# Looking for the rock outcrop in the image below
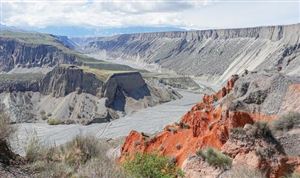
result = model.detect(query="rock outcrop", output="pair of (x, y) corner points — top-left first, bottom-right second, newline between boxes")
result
(0, 66), (181, 124)
(221, 123), (288, 178)
(40, 66), (103, 97)
(119, 71), (300, 178)
(82, 23), (300, 84)
(0, 37), (76, 72)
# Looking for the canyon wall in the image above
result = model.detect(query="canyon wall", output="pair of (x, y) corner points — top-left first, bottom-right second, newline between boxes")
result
(83, 23), (300, 84)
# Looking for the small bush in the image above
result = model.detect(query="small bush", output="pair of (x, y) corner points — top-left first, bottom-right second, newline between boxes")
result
(223, 165), (265, 178)
(123, 152), (184, 178)
(77, 158), (126, 178)
(196, 147), (232, 169)
(252, 121), (273, 138)
(179, 122), (190, 129)
(271, 112), (300, 132)
(25, 133), (45, 162)
(47, 118), (63, 125)
(26, 135), (126, 177)
(41, 115), (48, 120)
(40, 110), (46, 116)
(0, 112), (16, 141)
(59, 135), (104, 166)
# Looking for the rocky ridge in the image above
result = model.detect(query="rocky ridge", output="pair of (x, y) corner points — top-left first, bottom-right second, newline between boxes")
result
(82, 23), (300, 85)
(119, 71), (300, 178)
(0, 37), (76, 72)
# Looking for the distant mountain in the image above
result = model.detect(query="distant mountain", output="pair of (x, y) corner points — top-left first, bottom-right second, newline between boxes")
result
(0, 23), (24, 32)
(24, 26), (185, 37)
(80, 23), (300, 85)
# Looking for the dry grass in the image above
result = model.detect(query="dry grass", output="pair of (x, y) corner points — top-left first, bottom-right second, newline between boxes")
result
(25, 135), (126, 178)
(271, 112), (300, 133)
(0, 112), (16, 141)
(222, 165), (266, 178)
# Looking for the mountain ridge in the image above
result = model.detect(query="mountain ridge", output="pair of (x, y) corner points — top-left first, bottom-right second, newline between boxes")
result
(81, 23), (300, 86)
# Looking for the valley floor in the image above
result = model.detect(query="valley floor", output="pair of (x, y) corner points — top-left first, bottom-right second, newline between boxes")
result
(11, 90), (200, 155)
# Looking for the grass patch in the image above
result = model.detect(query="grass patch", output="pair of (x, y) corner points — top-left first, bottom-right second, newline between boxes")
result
(25, 135), (126, 178)
(123, 152), (184, 178)
(47, 118), (63, 125)
(223, 166), (265, 178)
(0, 112), (16, 141)
(271, 112), (300, 132)
(25, 133), (46, 163)
(196, 147), (232, 169)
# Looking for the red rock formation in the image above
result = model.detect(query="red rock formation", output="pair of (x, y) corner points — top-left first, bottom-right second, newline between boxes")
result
(120, 75), (252, 165)
(119, 75), (300, 178)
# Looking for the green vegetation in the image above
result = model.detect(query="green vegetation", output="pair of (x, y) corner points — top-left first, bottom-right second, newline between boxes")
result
(25, 135), (126, 178)
(47, 118), (63, 125)
(271, 112), (300, 132)
(123, 152), (184, 178)
(196, 147), (232, 169)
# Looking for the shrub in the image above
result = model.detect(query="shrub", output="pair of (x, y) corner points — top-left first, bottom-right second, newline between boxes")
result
(196, 147), (232, 169)
(223, 165), (265, 178)
(77, 158), (126, 178)
(59, 135), (104, 166)
(271, 112), (300, 132)
(25, 133), (45, 162)
(252, 121), (273, 138)
(0, 112), (16, 141)
(26, 135), (126, 178)
(41, 115), (48, 120)
(40, 110), (46, 115)
(47, 118), (63, 125)
(284, 171), (300, 178)
(123, 152), (184, 178)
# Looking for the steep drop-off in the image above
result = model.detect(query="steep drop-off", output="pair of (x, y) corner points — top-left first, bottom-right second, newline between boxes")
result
(0, 37), (76, 72)
(83, 23), (300, 85)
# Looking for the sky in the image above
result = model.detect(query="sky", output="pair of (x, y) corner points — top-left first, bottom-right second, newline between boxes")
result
(0, 0), (299, 36)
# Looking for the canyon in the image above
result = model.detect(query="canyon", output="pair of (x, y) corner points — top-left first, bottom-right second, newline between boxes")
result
(0, 23), (300, 178)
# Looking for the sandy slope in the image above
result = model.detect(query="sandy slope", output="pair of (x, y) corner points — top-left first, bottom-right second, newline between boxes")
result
(11, 90), (200, 155)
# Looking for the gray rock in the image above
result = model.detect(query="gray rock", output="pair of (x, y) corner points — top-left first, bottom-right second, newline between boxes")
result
(81, 23), (300, 84)
(0, 38), (76, 72)
(40, 65), (103, 97)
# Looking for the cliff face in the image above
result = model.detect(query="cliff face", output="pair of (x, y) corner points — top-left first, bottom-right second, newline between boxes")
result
(0, 66), (181, 123)
(0, 38), (77, 72)
(119, 71), (300, 178)
(83, 24), (300, 84)
(40, 66), (103, 97)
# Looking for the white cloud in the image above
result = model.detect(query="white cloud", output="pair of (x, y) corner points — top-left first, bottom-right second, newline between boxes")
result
(1, 0), (211, 28)
(1, 0), (299, 30)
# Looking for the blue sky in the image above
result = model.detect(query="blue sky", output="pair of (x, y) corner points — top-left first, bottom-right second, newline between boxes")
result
(1, 0), (299, 36)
